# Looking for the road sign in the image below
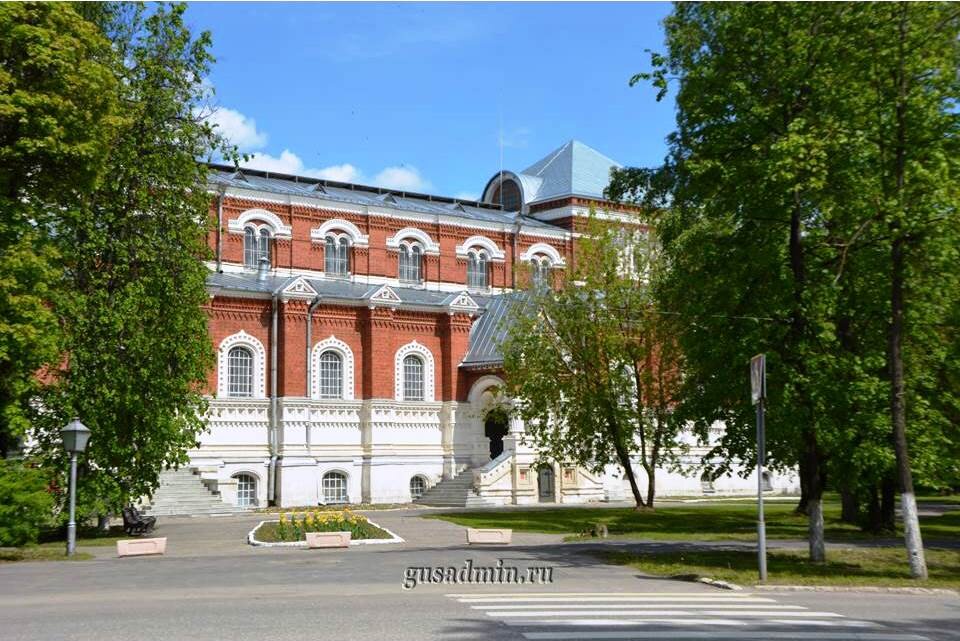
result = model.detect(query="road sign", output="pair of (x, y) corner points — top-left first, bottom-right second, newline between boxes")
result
(750, 354), (766, 405)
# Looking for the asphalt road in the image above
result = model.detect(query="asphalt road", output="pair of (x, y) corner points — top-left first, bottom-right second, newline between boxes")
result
(0, 510), (956, 641)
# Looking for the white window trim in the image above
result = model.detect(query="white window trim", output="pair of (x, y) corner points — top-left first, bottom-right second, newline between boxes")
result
(310, 219), (369, 247)
(227, 208), (292, 239)
(218, 330), (267, 399)
(456, 235), (505, 261)
(394, 340), (435, 402)
(311, 336), (355, 400)
(520, 242), (566, 267)
(386, 227), (440, 255)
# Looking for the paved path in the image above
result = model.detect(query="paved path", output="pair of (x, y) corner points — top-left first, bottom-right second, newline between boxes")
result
(0, 509), (956, 641)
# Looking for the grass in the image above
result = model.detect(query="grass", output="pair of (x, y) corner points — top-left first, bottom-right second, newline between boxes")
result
(604, 547), (960, 589)
(428, 497), (960, 543)
(0, 547), (93, 563)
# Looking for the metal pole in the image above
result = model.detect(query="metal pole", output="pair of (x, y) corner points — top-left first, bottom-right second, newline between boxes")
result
(66, 452), (78, 557)
(756, 398), (767, 582)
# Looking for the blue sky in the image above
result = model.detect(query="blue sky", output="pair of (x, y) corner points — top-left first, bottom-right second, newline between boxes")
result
(186, 2), (675, 200)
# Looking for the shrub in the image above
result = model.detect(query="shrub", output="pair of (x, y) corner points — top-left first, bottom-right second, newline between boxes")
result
(0, 459), (55, 546)
(259, 509), (391, 542)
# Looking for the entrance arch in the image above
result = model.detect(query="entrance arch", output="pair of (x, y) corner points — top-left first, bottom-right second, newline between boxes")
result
(484, 408), (509, 460)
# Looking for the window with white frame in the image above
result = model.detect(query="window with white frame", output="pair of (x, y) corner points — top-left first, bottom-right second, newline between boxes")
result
(530, 256), (551, 289)
(399, 243), (423, 284)
(466, 249), (489, 289)
(227, 346), (254, 397)
(235, 473), (257, 507)
(317, 350), (343, 399)
(410, 475), (427, 500)
(403, 354), (424, 401)
(322, 471), (348, 504)
(244, 225), (272, 268)
(324, 235), (350, 277)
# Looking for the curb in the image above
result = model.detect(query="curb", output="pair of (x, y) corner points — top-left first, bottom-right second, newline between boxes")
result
(697, 577), (744, 591)
(752, 584), (959, 596)
(247, 518), (405, 547)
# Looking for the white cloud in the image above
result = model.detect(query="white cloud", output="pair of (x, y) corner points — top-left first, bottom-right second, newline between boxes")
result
(313, 163), (363, 183)
(372, 166), (432, 192)
(207, 107), (268, 151)
(454, 191), (480, 202)
(242, 150), (307, 175)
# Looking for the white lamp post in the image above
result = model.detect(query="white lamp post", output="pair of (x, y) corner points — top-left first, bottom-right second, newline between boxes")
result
(61, 418), (91, 556)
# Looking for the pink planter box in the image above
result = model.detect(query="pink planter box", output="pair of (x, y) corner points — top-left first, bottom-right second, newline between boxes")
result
(466, 528), (512, 545)
(116, 537), (167, 557)
(305, 531), (351, 548)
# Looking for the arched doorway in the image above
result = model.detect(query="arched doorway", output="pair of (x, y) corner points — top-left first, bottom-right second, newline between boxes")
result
(537, 466), (555, 503)
(483, 408), (509, 460)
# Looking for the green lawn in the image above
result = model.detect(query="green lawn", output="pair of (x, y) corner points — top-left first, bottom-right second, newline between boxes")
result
(428, 497), (960, 543)
(0, 547), (93, 563)
(604, 547), (960, 589)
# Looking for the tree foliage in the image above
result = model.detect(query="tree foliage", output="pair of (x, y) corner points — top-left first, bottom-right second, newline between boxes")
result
(501, 217), (684, 508)
(0, 2), (118, 455)
(609, 2), (960, 568)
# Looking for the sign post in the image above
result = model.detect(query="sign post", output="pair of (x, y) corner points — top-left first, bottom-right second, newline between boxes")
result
(750, 354), (768, 582)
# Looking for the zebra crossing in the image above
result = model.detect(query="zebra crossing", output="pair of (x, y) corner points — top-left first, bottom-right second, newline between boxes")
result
(445, 591), (931, 640)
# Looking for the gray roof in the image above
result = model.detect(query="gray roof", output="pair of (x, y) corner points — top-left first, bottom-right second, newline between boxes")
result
(207, 270), (522, 369)
(207, 165), (560, 230)
(517, 140), (622, 204)
(460, 293), (528, 368)
(207, 271), (490, 310)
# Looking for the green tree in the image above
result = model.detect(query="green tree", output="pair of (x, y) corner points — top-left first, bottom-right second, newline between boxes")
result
(30, 3), (229, 514)
(0, 2), (118, 455)
(500, 217), (684, 509)
(611, 3), (960, 575)
(0, 458), (55, 546)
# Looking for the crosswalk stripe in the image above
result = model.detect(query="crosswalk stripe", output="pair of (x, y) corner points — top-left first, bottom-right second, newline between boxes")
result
(446, 593), (760, 598)
(486, 610), (842, 618)
(457, 596), (778, 603)
(521, 632), (927, 640)
(473, 604), (807, 610)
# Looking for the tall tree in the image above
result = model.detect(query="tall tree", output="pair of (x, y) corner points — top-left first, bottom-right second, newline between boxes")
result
(30, 3), (229, 514)
(500, 217), (683, 509)
(0, 2), (118, 455)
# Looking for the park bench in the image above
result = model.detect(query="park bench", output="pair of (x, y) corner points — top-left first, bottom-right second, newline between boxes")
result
(122, 506), (157, 536)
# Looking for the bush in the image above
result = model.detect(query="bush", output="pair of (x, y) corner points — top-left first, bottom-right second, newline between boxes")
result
(0, 459), (55, 546)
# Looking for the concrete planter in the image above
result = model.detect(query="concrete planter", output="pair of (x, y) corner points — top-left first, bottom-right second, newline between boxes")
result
(305, 531), (351, 548)
(466, 528), (512, 545)
(117, 537), (167, 557)
(247, 518), (404, 547)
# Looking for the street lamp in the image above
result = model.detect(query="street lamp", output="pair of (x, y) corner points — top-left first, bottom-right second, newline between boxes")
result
(61, 418), (91, 556)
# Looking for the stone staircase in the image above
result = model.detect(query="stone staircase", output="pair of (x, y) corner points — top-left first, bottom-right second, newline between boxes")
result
(142, 468), (247, 516)
(413, 469), (497, 508)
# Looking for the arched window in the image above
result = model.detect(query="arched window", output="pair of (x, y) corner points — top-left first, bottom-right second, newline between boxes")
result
(410, 475), (427, 500)
(467, 250), (489, 289)
(403, 354), (424, 401)
(399, 243), (423, 284)
(227, 346), (254, 397)
(235, 473), (257, 507)
(325, 235), (350, 277)
(491, 179), (522, 212)
(322, 471), (348, 504)
(530, 256), (551, 289)
(317, 350), (343, 399)
(244, 225), (272, 268)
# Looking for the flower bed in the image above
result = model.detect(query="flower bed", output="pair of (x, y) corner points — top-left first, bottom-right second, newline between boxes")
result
(249, 509), (400, 545)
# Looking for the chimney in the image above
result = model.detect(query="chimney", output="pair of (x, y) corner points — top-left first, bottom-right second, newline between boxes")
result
(257, 257), (270, 282)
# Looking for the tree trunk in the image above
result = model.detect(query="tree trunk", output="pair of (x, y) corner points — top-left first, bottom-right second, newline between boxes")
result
(645, 463), (656, 510)
(887, 2), (927, 581)
(615, 437), (646, 509)
(890, 233), (927, 578)
(881, 475), (897, 533)
(804, 430), (826, 562)
(840, 484), (860, 525)
(795, 460), (810, 515)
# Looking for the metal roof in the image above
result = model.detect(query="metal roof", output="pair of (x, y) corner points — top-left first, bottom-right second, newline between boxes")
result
(517, 140), (622, 204)
(207, 164), (561, 231)
(460, 293), (529, 367)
